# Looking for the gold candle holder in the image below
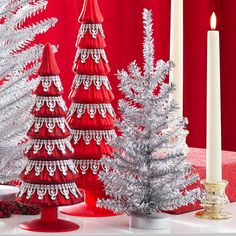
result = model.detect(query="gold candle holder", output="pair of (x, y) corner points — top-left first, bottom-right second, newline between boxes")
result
(195, 180), (231, 220)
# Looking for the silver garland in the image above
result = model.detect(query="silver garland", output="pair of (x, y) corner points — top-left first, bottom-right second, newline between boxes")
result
(97, 9), (202, 215)
(0, 0), (57, 183)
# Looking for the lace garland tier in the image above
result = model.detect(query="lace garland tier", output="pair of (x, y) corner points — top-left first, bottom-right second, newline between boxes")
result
(72, 75), (112, 91)
(39, 76), (63, 92)
(32, 117), (69, 133)
(75, 49), (108, 64)
(79, 24), (105, 39)
(24, 159), (78, 177)
(68, 103), (115, 119)
(74, 159), (108, 175)
(35, 96), (67, 113)
(18, 182), (81, 201)
(24, 138), (74, 155)
(71, 129), (117, 145)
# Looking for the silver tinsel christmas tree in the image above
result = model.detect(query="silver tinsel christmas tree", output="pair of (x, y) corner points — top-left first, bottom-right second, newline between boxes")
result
(97, 9), (201, 215)
(0, 0), (57, 182)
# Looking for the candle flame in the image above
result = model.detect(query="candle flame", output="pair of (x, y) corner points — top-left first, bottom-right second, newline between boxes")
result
(211, 12), (217, 30)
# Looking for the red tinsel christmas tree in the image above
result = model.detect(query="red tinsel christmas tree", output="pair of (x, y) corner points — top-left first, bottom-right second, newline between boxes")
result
(61, 0), (116, 217)
(16, 43), (82, 232)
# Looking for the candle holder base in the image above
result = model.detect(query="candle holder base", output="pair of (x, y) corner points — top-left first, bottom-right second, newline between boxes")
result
(195, 180), (231, 220)
(195, 210), (231, 220)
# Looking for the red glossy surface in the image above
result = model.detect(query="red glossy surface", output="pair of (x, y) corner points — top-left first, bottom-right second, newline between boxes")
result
(20, 207), (79, 232)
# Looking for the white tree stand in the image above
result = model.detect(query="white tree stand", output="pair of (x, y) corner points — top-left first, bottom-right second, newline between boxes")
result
(129, 213), (170, 230)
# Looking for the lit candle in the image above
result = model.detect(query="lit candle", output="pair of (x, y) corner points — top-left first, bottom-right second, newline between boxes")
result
(169, 0), (183, 116)
(207, 12), (222, 183)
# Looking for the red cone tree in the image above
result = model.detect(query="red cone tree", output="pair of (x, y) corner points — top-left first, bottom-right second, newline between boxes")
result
(16, 43), (82, 232)
(61, 0), (116, 217)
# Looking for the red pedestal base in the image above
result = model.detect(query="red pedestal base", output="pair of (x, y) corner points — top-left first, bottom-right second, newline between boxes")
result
(20, 218), (79, 232)
(19, 207), (79, 232)
(61, 190), (116, 217)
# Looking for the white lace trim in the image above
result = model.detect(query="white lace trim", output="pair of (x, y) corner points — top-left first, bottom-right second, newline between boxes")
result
(32, 117), (69, 134)
(68, 103), (115, 119)
(74, 159), (108, 175)
(75, 49), (108, 64)
(79, 24), (105, 39)
(71, 129), (117, 145)
(35, 96), (67, 112)
(39, 76), (63, 92)
(18, 182), (81, 201)
(24, 138), (74, 155)
(71, 75), (111, 91)
(24, 159), (78, 177)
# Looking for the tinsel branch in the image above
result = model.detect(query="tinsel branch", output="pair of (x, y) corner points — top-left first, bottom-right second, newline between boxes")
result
(13, 0), (48, 26)
(158, 189), (202, 211)
(0, 94), (33, 123)
(12, 18), (58, 51)
(0, 0), (29, 16)
(143, 9), (154, 78)
(0, 79), (36, 108)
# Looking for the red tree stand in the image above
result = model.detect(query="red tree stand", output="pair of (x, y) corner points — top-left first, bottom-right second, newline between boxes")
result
(16, 43), (83, 232)
(61, 0), (116, 217)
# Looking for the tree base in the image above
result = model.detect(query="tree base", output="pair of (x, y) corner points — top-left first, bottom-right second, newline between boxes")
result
(61, 202), (117, 217)
(19, 218), (79, 232)
(129, 213), (170, 230)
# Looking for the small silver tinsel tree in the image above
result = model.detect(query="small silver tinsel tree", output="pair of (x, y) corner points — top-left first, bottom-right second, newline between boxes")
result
(0, 0), (57, 182)
(97, 9), (201, 215)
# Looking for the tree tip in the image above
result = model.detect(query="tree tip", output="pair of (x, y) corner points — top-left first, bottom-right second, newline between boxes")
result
(38, 43), (60, 76)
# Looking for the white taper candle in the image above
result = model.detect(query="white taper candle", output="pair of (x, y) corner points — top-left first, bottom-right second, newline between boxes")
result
(207, 12), (222, 183)
(169, 0), (183, 116)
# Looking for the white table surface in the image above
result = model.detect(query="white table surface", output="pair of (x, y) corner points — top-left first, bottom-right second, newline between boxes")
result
(0, 203), (236, 236)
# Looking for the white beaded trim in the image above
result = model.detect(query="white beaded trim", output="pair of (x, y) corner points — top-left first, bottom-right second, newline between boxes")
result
(71, 129), (117, 145)
(74, 159), (108, 175)
(72, 75), (111, 91)
(32, 117), (69, 134)
(75, 49), (108, 64)
(68, 103), (115, 119)
(24, 138), (74, 155)
(24, 159), (78, 177)
(39, 76), (63, 92)
(79, 24), (105, 39)
(35, 96), (67, 113)
(18, 182), (81, 201)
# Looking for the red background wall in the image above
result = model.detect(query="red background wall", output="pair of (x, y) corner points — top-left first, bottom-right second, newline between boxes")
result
(36, 0), (236, 151)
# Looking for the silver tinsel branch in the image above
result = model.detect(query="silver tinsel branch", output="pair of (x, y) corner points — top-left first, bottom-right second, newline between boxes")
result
(0, 0), (57, 183)
(97, 9), (202, 215)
